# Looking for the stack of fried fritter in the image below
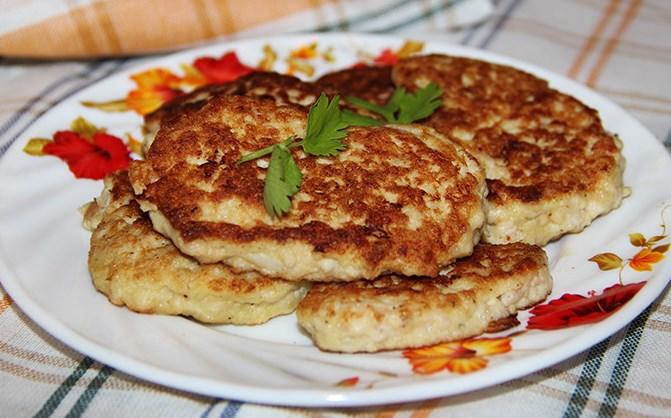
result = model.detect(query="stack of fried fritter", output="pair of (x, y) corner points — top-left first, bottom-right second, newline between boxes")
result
(83, 54), (625, 353)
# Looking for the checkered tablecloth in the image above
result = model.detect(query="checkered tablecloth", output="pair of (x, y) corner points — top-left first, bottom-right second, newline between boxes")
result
(1, 1), (670, 416)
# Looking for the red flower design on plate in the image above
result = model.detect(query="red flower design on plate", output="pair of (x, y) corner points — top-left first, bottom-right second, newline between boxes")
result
(372, 48), (399, 66)
(83, 51), (255, 115)
(527, 282), (645, 330)
(23, 117), (132, 180)
(353, 40), (425, 67)
(42, 131), (131, 180)
(335, 376), (359, 387)
(193, 52), (255, 84)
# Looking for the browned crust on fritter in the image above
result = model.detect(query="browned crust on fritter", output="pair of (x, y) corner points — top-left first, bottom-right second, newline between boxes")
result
(392, 54), (621, 202)
(80, 171), (136, 231)
(315, 65), (395, 105)
(391, 54), (624, 244)
(130, 95), (485, 280)
(144, 72), (325, 139)
(485, 315), (520, 333)
(299, 243), (547, 312)
(433, 95), (619, 206)
(88, 171), (309, 324)
(93, 202), (292, 299)
(296, 243), (551, 352)
(446, 242), (546, 279)
(223, 71), (326, 108)
(144, 83), (239, 136)
(140, 72), (337, 160)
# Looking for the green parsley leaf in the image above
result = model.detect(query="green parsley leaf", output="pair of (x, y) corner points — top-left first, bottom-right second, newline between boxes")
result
(236, 136), (296, 165)
(238, 93), (379, 217)
(300, 93), (348, 156)
(394, 83), (443, 124)
(237, 145), (275, 165)
(346, 82), (443, 124)
(263, 143), (302, 217)
(345, 96), (397, 123)
(340, 109), (383, 127)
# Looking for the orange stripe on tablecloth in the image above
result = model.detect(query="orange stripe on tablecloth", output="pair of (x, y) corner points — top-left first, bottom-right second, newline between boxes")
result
(0, 294), (13, 314)
(0, 0), (324, 57)
(211, 0), (238, 34)
(0, 354), (220, 402)
(191, 0), (217, 39)
(0, 358), (73, 385)
(567, 0), (620, 79)
(0, 357), (109, 389)
(66, 0), (99, 55)
(375, 407), (400, 418)
(505, 372), (671, 416)
(208, 0), (327, 35)
(0, 341), (76, 368)
(501, 377), (591, 411)
(586, 0), (643, 87)
(646, 318), (671, 332)
(410, 398), (442, 418)
(92, 1), (122, 55)
(537, 364), (671, 407)
(657, 304), (671, 315)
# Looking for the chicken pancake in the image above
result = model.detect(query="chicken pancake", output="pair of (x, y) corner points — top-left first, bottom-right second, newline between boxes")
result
(142, 71), (324, 153)
(392, 54), (625, 245)
(297, 242), (552, 353)
(315, 65), (395, 106)
(129, 95), (486, 281)
(85, 171), (310, 325)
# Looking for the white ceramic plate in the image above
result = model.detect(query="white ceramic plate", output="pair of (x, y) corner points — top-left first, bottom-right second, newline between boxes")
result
(1, 34), (670, 407)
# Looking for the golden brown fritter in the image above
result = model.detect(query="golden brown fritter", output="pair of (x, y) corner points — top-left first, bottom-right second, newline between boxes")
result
(86, 171), (310, 324)
(142, 71), (325, 152)
(129, 95), (486, 281)
(297, 243), (552, 352)
(392, 54), (625, 245)
(315, 65), (395, 105)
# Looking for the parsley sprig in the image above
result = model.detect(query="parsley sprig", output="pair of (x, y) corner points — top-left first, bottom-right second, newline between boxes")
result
(347, 82), (443, 124)
(238, 84), (444, 218)
(261, 139), (302, 218)
(237, 93), (359, 217)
